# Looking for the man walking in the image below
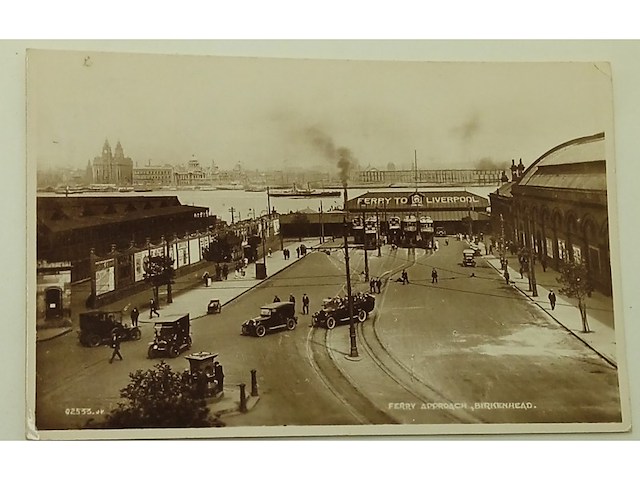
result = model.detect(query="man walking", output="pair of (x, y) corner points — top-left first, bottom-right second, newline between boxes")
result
(214, 361), (224, 393)
(149, 298), (160, 318)
(375, 277), (382, 294)
(369, 277), (376, 293)
(302, 294), (310, 314)
(548, 289), (557, 310)
(431, 267), (438, 284)
(130, 306), (139, 327)
(504, 269), (510, 285)
(222, 263), (229, 280)
(109, 333), (123, 363)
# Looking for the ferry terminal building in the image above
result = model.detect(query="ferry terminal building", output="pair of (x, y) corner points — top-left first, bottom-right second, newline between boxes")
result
(346, 190), (490, 244)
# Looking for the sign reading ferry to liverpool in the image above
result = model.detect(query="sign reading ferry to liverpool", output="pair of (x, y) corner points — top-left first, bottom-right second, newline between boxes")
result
(354, 192), (485, 208)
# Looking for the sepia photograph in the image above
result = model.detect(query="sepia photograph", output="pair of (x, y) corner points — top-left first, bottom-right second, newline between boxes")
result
(26, 48), (631, 439)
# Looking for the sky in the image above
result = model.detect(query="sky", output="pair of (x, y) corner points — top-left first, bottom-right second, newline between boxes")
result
(27, 49), (613, 174)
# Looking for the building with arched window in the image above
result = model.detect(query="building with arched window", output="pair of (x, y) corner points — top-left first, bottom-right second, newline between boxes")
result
(509, 132), (611, 295)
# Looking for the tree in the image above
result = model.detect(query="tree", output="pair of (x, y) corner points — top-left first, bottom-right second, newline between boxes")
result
(202, 231), (242, 264)
(144, 254), (175, 304)
(102, 362), (218, 428)
(556, 261), (594, 333)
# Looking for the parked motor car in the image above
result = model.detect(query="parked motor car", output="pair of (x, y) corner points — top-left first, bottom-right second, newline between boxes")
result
(78, 310), (141, 347)
(147, 313), (192, 358)
(462, 249), (477, 267)
(312, 292), (375, 329)
(435, 227), (447, 237)
(241, 302), (297, 337)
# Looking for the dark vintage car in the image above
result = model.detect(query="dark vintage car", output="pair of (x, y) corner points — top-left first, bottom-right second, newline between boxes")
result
(78, 310), (141, 347)
(312, 292), (375, 329)
(241, 302), (297, 337)
(147, 313), (192, 359)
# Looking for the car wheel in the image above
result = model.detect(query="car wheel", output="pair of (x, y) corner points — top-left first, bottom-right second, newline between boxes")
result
(286, 318), (296, 330)
(169, 345), (180, 358)
(255, 325), (266, 337)
(130, 328), (141, 341)
(87, 334), (101, 347)
(357, 309), (367, 323)
(147, 345), (156, 359)
(326, 317), (336, 329)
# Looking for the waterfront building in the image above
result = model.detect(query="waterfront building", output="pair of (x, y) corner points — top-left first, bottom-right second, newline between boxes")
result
(37, 195), (216, 281)
(494, 132), (611, 295)
(92, 139), (133, 186)
(133, 165), (175, 186)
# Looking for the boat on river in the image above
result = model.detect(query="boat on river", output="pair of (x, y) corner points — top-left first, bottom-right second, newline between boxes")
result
(269, 183), (340, 198)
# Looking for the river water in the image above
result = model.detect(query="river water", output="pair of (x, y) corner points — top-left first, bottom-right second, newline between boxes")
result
(39, 185), (499, 224)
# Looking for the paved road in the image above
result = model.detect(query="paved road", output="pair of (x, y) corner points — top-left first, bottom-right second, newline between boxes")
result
(35, 238), (622, 430)
(370, 238), (622, 423)
(36, 246), (403, 429)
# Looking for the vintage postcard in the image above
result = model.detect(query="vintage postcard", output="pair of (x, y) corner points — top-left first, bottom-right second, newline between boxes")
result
(26, 49), (631, 439)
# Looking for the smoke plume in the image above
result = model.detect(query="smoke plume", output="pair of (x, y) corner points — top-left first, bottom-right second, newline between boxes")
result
(303, 126), (357, 187)
(475, 156), (506, 171)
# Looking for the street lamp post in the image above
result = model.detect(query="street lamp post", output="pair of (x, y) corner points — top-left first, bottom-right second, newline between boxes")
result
(343, 186), (358, 359)
(362, 210), (369, 282)
(376, 206), (381, 257)
(319, 200), (325, 244)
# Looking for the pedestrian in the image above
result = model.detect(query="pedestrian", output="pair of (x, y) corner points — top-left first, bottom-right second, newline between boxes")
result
(215, 264), (221, 281)
(302, 293), (310, 314)
(401, 269), (408, 285)
(431, 267), (438, 284)
(541, 257), (547, 273)
(445, 239), (449, 246)
(273, 295), (281, 302)
(296, 246), (300, 258)
(130, 306), (139, 327)
(289, 294), (296, 307)
(504, 269), (510, 285)
(109, 333), (123, 363)
(149, 298), (160, 318)
(519, 264), (524, 279)
(243, 257), (249, 268)
(375, 277), (382, 293)
(214, 361), (224, 393)
(222, 263), (229, 280)
(268, 247), (272, 258)
(548, 289), (557, 310)
(369, 277), (375, 293)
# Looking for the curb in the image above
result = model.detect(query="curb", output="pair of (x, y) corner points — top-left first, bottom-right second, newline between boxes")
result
(210, 395), (261, 419)
(36, 327), (74, 343)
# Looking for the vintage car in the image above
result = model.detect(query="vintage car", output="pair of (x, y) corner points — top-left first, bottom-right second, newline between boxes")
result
(241, 302), (297, 337)
(78, 310), (141, 347)
(147, 313), (192, 359)
(462, 249), (477, 267)
(312, 292), (375, 329)
(435, 226), (447, 237)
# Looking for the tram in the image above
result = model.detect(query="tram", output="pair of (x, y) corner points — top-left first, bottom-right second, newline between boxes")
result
(364, 217), (378, 250)
(419, 215), (434, 248)
(387, 216), (401, 246)
(401, 215), (418, 246)
(351, 216), (364, 244)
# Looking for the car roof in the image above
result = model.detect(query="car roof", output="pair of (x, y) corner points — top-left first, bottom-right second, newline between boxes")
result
(463, 249), (476, 254)
(261, 301), (293, 309)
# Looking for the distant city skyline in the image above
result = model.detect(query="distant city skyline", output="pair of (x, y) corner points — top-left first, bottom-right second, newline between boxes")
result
(28, 50), (612, 175)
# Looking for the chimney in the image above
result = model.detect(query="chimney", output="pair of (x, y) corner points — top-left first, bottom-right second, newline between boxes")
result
(510, 159), (517, 181)
(517, 158), (525, 178)
(500, 170), (509, 183)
